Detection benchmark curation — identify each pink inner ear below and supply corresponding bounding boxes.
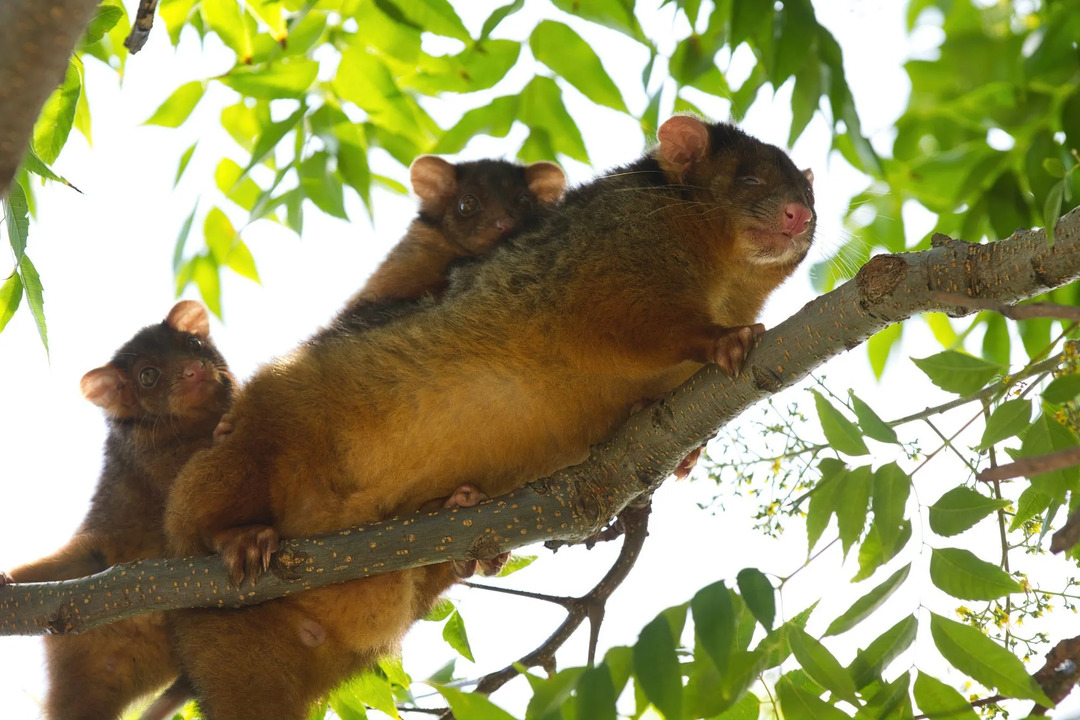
[166,300,210,338]
[410,155,457,204]
[80,366,124,410]
[657,115,710,169]
[525,162,567,204]
[804,168,814,186]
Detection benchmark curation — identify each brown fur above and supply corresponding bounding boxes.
[0,301,233,720]
[163,116,815,719]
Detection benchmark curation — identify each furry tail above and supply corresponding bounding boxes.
[138,676,193,720]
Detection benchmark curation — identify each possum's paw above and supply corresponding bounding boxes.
[674,445,703,480]
[710,324,765,377]
[212,524,280,588]
[0,570,12,586]
[212,413,235,444]
[443,483,488,509]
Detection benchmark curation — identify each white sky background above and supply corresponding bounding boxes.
[3,1,1078,718]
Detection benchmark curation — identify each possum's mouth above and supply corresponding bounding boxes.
[744,226,813,265]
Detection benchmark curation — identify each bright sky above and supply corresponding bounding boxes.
[4,1,1076,719]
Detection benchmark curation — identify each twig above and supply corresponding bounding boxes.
[1050,505,1080,553]
[931,292,1080,322]
[977,446,1080,483]
[124,0,160,54]
[473,503,651,694]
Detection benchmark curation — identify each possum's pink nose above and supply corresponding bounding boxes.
[495,217,515,236]
[183,361,206,381]
[782,203,813,236]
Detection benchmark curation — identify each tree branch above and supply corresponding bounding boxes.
[0,0,100,196]
[3,207,1080,637]
[976,446,1080,483]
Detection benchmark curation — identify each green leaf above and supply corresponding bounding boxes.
[423,598,454,622]
[18,254,48,356]
[81,4,124,45]
[633,614,683,720]
[246,0,287,41]
[524,666,585,720]
[850,392,898,444]
[530,21,627,113]
[442,610,473,661]
[520,76,589,164]
[978,398,1032,449]
[242,104,306,179]
[1044,375,1080,404]
[4,181,30,262]
[219,59,319,99]
[495,554,537,577]
[713,692,759,720]
[172,203,197,274]
[549,0,647,44]
[576,665,617,720]
[348,671,400,719]
[32,58,82,165]
[436,686,516,720]
[928,486,1009,537]
[788,628,858,704]
[203,0,254,61]
[144,81,206,127]
[204,207,236,265]
[852,520,910,582]
[912,351,1001,396]
[603,646,633,696]
[825,564,911,637]
[21,146,78,190]
[480,0,524,42]
[215,158,265,213]
[812,390,869,456]
[848,616,917,689]
[384,0,469,41]
[189,254,222,318]
[174,142,197,188]
[1044,179,1065,246]
[867,323,902,378]
[929,547,1021,600]
[692,581,735,672]
[913,670,979,720]
[226,240,260,283]
[929,613,1052,704]
[789,62,822,147]
[835,465,872,557]
[299,151,348,219]
[736,568,775,630]
[872,462,911,551]
[776,674,850,720]
[433,95,518,154]
[377,655,409,688]
[864,671,910,720]
[160,0,198,45]
[0,272,24,334]
[807,459,845,551]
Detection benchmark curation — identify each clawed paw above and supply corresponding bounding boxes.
[213,524,280,588]
[711,324,765,378]
[673,445,703,480]
[443,483,488,509]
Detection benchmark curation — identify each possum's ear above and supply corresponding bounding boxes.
[656,115,710,182]
[166,300,210,338]
[81,365,131,415]
[524,162,566,205]
[804,168,814,187]
[410,156,458,205]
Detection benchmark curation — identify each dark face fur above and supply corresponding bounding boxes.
[411,156,566,255]
[81,301,233,426]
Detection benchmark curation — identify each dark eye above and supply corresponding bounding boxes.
[458,194,480,216]
[515,192,534,210]
[738,176,763,186]
[139,367,160,387]
[188,336,202,351]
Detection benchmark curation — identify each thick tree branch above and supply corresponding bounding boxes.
[977,446,1080,483]
[2,207,1080,637]
[0,0,100,196]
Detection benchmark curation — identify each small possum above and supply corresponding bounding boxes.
[163,115,814,719]
[0,301,232,720]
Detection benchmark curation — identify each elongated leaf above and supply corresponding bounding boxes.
[21,146,79,190]
[850,392,899,444]
[495,553,536,577]
[219,59,318,99]
[692,581,735,672]
[737,568,775,630]
[872,462,911,550]
[480,0,524,41]
[81,4,124,45]
[812,390,869,456]
[387,0,469,40]
[852,520,910,582]
[242,104,306,177]
[714,692,759,720]
[930,614,1052,704]
[423,598,454,622]
[848,616,917,689]
[442,610,473,661]
[634,614,683,720]
[436,686,516,720]
[1044,374,1080,404]
[1045,179,1064,246]
[349,671,400,719]
[789,628,858,704]
[807,459,846,551]
[188,254,222,318]
[4,182,30,262]
[912,351,1001,396]
[520,76,589,163]
[0,273,24,334]
[865,671,910,720]
[174,142,197,188]
[549,0,647,44]
[530,21,627,112]
[928,486,1009,537]
[776,674,850,720]
[913,670,979,720]
[929,547,1021,600]
[246,0,287,40]
[145,81,206,127]
[576,665,617,720]
[203,0,254,61]
[226,240,260,283]
[836,465,872,556]
[867,322,902,378]
[172,203,198,274]
[978,398,1032,449]
[19,255,48,356]
[524,666,585,720]
[826,564,910,637]
[33,58,81,165]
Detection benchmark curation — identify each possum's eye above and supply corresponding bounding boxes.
[737,176,763,186]
[139,367,160,388]
[188,336,203,351]
[458,194,481,216]
[515,192,534,211]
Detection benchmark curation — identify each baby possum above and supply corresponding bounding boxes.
[0,301,232,720]
[164,115,815,719]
